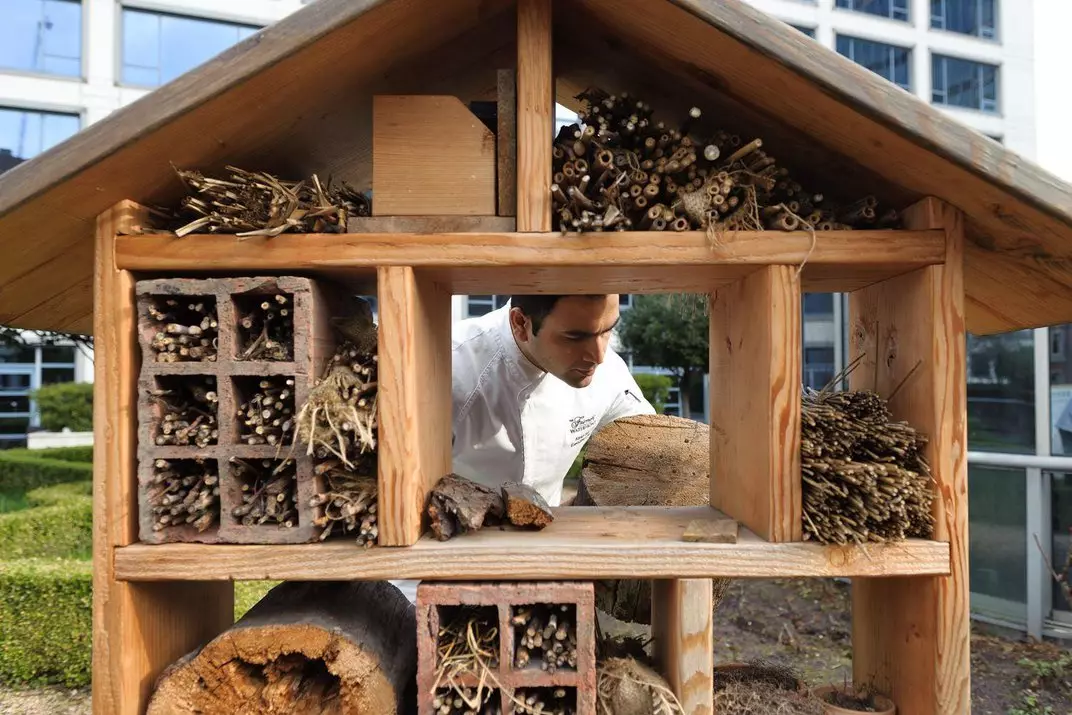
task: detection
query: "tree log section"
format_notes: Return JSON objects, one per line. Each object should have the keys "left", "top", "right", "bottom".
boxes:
{"left": 575, "top": 414, "right": 715, "bottom": 624}
{"left": 427, "top": 473, "right": 505, "bottom": 541}
{"left": 503, "top": 481, "right": 554, "bottom": 529}
{"left": 146, "top": 580, "right": 417, "bottom": 714}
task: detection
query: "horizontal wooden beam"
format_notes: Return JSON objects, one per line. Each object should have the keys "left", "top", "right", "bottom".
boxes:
{"left": 113, "top": 507, "right": 950, "bottom": 581}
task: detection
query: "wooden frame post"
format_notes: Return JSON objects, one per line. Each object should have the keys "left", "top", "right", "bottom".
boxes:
{"left": 849, "top": 197, "right": 970, "bottom": 714}
{"left": 652, "top": 579, "right": 714, "bottom": 715}
{"left": 92, "top": 201, "right": 233, "bottom": 714}
{"left": 709, "top": 265, "right": 803, "bottom": 542}
{"left": 377, "top": 266, "right": 453, "bottom": 546}
{"left": 516, "top": 0, "right": 552, "bottom": 232}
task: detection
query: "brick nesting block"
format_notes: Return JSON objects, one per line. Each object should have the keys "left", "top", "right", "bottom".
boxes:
{"left": 135, "top": 276, "right": 338, "bottom": 544}
{"left": 416, "top": 582, "right": 596, "bottom": 715}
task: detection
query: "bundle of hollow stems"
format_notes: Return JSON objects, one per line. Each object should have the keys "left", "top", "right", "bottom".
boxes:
{"left": 552, "top": 87, "right": 900, "bottom": 236}
{"left": 147, "top": 458, "right": 219, "bottom": 533}
{"left": 145, "top": 296, "right": 218, "bottom": 362}
{"left": 310, "top": 456, "right": 378, "bottom": 548}
{"left": 148, "top": 376, "right": 218, "bottom": 447}
{"left": 166, "top": 165, "right": 371, "bottom": 237}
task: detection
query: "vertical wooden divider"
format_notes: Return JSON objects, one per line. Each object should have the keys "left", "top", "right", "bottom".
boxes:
{"left": 709, "top": 265, "right": 803, "bottom": 542}
{"left": 93, "top": 201, "right": 233, "bottom": 715}
{"left": 516, "top": 0, "right": 552, "bottom": 232}
{"left": 377, "top": 266, "right": 453, "bottom": 546}
{"left": 849, "top": 197, "right": 970, "bottom": 714}
{"left": 652, "top": 579, "right": 714, "bottom": 715}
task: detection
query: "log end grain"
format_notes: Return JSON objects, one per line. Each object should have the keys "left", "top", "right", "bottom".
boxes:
{"left": 426, "top": 473, "right": 505, "bottom": 541}
{"left": 502, "top": 482, "right": 554, "bottom": 530}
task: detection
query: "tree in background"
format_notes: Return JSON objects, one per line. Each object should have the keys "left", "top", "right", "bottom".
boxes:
{"left": 617, "top": 295, "right": 708, "bottom": 419}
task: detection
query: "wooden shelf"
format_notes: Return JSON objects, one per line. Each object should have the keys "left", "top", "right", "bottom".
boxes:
{"left": 113, "top": 506, "right": 950, "bottom": 581}
{"left": 116, "top": 230, "right": 945, "bottom": 293}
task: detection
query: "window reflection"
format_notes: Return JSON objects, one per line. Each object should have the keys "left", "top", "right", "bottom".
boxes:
{"left": 1051, "top": 472, "right": 1072, "bottom": 615}
{"left": 0, "top": 107, "right": 80, "bottom": 172}
{"left": 121, "top": 8, "right": 259, "bottom": 87}
{"left": 0, "top": 0, "right": 81, "bottom": 77}
{"left": 967, "top": 331, "right": 1035, "bottom": 453}
{"left": 969, "top": 465, "right": 1027, "bottom": 619}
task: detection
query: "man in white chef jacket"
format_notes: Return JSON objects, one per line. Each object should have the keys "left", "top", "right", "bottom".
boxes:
{"left": 392, "top": 294, "right": 655, "bottom": 602}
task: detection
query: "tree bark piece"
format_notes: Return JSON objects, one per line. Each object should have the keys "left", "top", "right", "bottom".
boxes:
{"left": 503, "top": 482, "right": 554, "bottom": 529}
{"left": 146, "top": 580, "right": 416, "bottom": 714}
{"left": 427, "top": 473, "right": 505, "bottom": 541}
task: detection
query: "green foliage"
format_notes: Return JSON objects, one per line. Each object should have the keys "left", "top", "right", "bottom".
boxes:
{"left": 0, "top": 453, "right": 92, "bottom": 492}
{"left": 30, "top": 382, "right": 94, "bottom": 433}
{"left": 235, "top": 581, "right": 280, "bottom": 621}
{"left": 1008, "top": 689, "right": 1055, "bottom": 715}
{"left": 0, "top": 558, "right": 92, "bottom": 687}
{"left": 0, "top": 490, "right": 29, "bottom": 514}
{"left": 633, "top": 373, "right": 673, "bottom": 414}
{"left": 1018, "top": 653, "right": 1072, "bottom": 690}
{"left": 0, "top": 491, "right": 92, "bottom": 559}
{"left": 25, "top": 481, "right": 92, "bottom": 508}
{"left": 5, "top": 446, "right": 93, "bottom": 464}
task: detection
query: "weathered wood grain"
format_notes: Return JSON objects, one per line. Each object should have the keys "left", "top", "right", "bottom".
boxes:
{"left": 516, "top": 0, "right": 552, "bottom": 231}
{"left": 849, "top": 198, "right": 970, "bottom": 715}
{"left": 710, "top": 265, "right": 802, "bottom": 542}
{"left": 497, "top": 68, "right": 517, "bottom": 217}
{"left": 652, "top": 579, "right": 714, "bottom": 715}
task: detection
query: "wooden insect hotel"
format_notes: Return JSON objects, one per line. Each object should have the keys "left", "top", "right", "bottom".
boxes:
{"left": 1, "top": 0, "right": 1072, "bottom": 713}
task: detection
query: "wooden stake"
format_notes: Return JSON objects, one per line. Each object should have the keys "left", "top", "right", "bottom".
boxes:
{"left": 652, "top": 579, "right": 714, "bottom": 715}
{"left": 516, "top": 0, "right": 552, "bottom": 232}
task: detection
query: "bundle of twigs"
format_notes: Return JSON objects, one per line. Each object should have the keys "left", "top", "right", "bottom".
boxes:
{"left": 432, "top": 608, "right": 501, "bottom": 711}
{"left": 801, "top": 383, "right": 935, "bottom": 545}
{"left": 147, "top": 458, "right": 219, "bottom": 533}
{"left": 552, "top": 87, "right": 900, "bottom": 235}
{"left": 310, "top": 456, "right": 378, "bottom": 548}
{"left": 148, "top": 376, "right": 218, "bottom": 447}
{"left": 514, "top": 688, "right": 575, "bottom": 715}
{"left": 512, "top": 605, "right": 578, "bottom": 673}
{"left": 230, "top": 457, "right": 299, "bottom": 528}
{"left": 433, "top": 687, "right": 503, "bottom": 715}
{"left": 167, "top": 165, "right": 371, "bottom": 237}
{"left": 146, "top": 296, "right": 218, "bottom": 362}
{"left": 237, "top": 292, "right": 293, "bottom": 361}
{"left": 236, "top": 376, "right": 295, "bottom": 447}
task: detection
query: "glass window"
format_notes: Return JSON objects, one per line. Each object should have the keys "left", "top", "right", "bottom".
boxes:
{"left": 803, "top": 347, "right": 835, "bottom": 389}
{"left": 0, "top": 396, "right": 30, "bottom": 415}
{"left": 836, "top": 0, "right": 909, "bottom": 21}
{"left": 1051, "top": 472, "right": 1072, "bottom": 614}
{"left": 791, "top": 25, "right": 817, "bottom": 38}
{"left": 0, "top": 373, "right": 31, "bottom": 391}
{"left": 40, "top": 345, "right": 75, "bottom": 363}
{"left": 967, "top": 331, "right": 1034, "bottom": 453}
{"left": 969, "top": 465, "right": 1027, "bottom": 619}
{"left": 836, "top": 35, "right": 911, "bottom": 90}
{"left": 932, "top": 54, "right": 999, "bottom": 113}
{"left": 0, "top": 344, "right": 38, "bottom": 364}
{"left": 465, "top": 295, "right": 510, "bottom": 318}
{"left": 0, "top": 107, "right": 80, "bottom": 173}
{"left": 803, "top": 293, "right": 834, "bottom": 315}
{"left": 42, "top": 367, "right": 75, "bottom": 385}
{"left": 121, "top": 8, "right": 259, "bottom": 87}
{"left": 0, "top": 0, "right": 81, "bottom": 77}
{"left": 931, "top": 0, "right": 997, "bottom": 38}
{"left": 0, "top": 416, "right": 31, "bottom": 434}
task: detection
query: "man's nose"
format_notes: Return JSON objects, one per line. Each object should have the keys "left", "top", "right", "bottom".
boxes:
{"left": 584, "top": 334, "right": 609, "bottom": 364}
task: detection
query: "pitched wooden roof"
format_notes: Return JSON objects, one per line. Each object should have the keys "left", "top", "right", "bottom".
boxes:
{"left": 1, "top": 0, "right": 1070, "bottom": 336}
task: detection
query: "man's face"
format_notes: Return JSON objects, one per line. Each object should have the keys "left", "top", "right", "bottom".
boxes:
{"left": 510, "top": 296, "right": 620, "bottom": 388}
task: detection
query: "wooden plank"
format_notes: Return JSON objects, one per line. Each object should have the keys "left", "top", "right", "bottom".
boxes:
{"left": 112, "top": 506, "right": 951, "bottom": 581}
{"left": 652, "top": 579, "right": 714, "bottom": 715}
{"left": 348, "top": 215, "right": 515, "bottom": 232}
{"left": 682, "top": 518, "right": 737, "bottom": 543}
{"left": 92, "top": 201, "right": 232, "bottom": 715}
{"left": 849, "top": 198, "right": 970, "bottom": 715}
{"left": 376, "top": 266, "right": 452, "bottom": 546}
{"left": 516, "top": 0, "right": 552, "bottom": 231}
{"left": 709, "top": 265, "right": 802, "bottom": 543}
{"left": 497, "top": 68, "right": 517, "bottom": 217}
{"left": 372, "top": 95, "right": 496, "bottom": 216}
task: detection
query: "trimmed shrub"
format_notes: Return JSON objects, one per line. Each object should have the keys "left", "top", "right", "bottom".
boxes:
{"left": 30, "top": 382, "right": 93, "bottom": 433}
{"left": 26, "top": 481, "right": 92, "bottom": 508}
{"left": 633, "top": 372, "right": 673, "bottom": 414}
{"left": 0, "top": 453, "right": 92, "bottom": 491}
{"left": 235, "top": 581, "right": 280, "bottom": 620}
{"left": 6, "top": 446, "right": 93, "bottom": 464}
{"left": 0, "top": 558, "right": 92, "bottom": 687}
{"left": 0, "top": 495, "right": 92, "bottom": 559}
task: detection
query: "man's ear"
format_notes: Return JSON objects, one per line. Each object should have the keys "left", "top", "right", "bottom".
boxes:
{"left": 509, "top": 307, "right": 531, "bottom": 344}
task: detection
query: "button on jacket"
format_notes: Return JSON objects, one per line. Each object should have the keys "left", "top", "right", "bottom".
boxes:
{"left": 451, "top": 302, "right": 656, "bottom": 507}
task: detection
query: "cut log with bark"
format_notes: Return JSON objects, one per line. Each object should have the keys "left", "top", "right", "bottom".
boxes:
{"left": 575, "top": 414, "right": 728, "bottom": 625}
{"left": 426, "top": 473, "right": 505, "bottom": 541}
{"left": 502, "top": 482, "right": 554, "bottom": 529}
{"left": 146, "top": 580, "right": 416, "bottom": 714}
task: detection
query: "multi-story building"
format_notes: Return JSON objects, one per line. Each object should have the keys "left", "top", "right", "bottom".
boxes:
{"left": 1, "top": 0, "right": 1067, "bottom": 639}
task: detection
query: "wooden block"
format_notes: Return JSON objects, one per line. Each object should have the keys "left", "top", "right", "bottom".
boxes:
{"left": 849, "top": 197, "right": 970, "bottom": 715}
{"left": 377, "top": 266, "right": 452, "bottom": 545}
{"left": 709, "top": 265, "right": 802, "bottom": 542}
{"left": 372, "top": 95, "right": 496, "bottom": 216}
{"left": 516, "top": 0, "right": 552, "bottom": 231}
{"left": 652, "top": 579, "right": 714, "bottom": 715}
{"left": 92, "top": 201, "right": 233, "bottom": 715}
{"left": 497, "top": 68, "right": 517, "bottom": 217}
{"left": 682, "top": 518, "right": 737, "bottom": 543}
{"left": 347, "top": 215, "right": 515, "bottom": 233}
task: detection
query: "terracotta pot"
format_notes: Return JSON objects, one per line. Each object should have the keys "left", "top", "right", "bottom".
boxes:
{"left": 812, "top": 685, "right": 896, "bottom": 715}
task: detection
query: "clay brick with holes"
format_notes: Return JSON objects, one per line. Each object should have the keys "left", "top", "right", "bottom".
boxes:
{"left": 135, "top": 276, "right": 339, "bottom": 544}
{"left": 416, "top": 581, "right": 596, "bottom": 715}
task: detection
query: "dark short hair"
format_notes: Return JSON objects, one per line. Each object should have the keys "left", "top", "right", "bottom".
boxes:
{"left": 510, "top": 295, "right": 606, "bottom": 334}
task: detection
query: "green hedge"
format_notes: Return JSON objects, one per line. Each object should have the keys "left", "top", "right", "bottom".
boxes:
{"left": 25, "top": 481, "right": 92, "bottom": 508}
{"left": 30, "top": 382, "right": 93, "bottom": 433}
{"left": 5, "top": 446, "right": 93, "bottom": 464}
{"left": 0, "top": 493, "right": 92, "bottom": 560}
{"left": 0, "top": 558, "right": 92, "bottom": 687}
{"left": 0, "top": 453, "right": 92, "bottom": 492}
{"left": 633, "top": 372, "right": 673, "bottom": 414}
